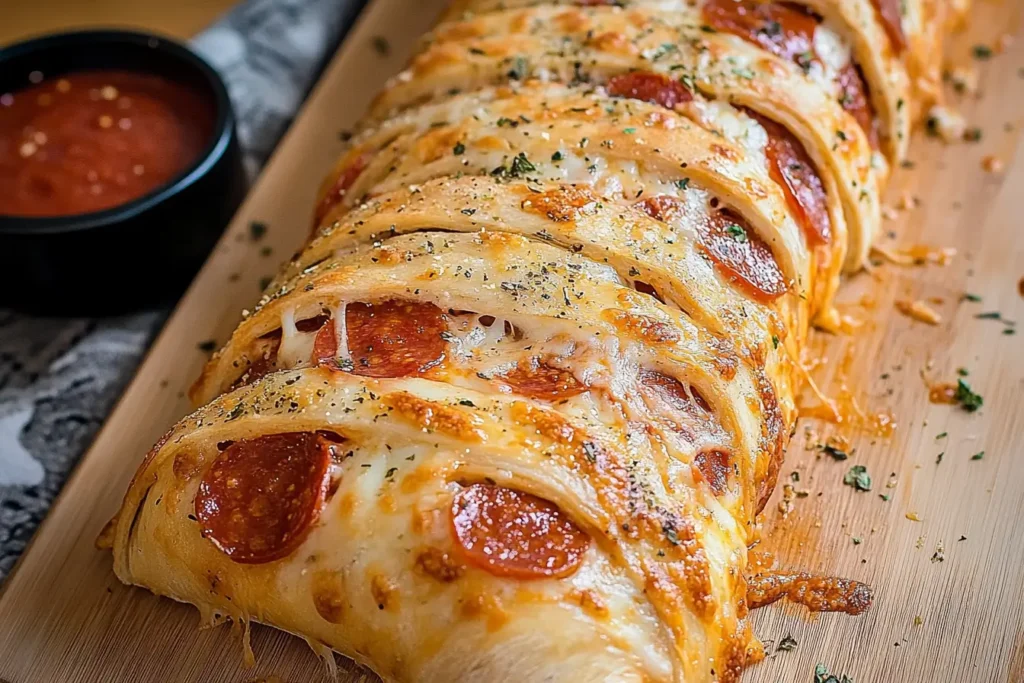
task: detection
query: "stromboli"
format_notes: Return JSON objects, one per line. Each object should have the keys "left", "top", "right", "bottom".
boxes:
{"left": 107, "top": 0, "right": 965, "bottom": 680}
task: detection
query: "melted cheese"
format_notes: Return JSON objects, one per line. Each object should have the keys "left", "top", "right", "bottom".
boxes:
{"left": 333, "top": 301, "right": 351, "bottom": 365}
{"left": 278, "top": 307, "right": 318, "bottom": 369}
{"left": 813, "top": 19, "right": 855, "bottom": 76}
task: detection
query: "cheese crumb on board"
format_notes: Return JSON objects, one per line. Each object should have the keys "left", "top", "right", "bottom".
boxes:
{"left": 982, "top": 156, "right": 1004, "bottom": 173}
{"left": 895, "top": 300, "right": 943, "bottom": 325}
{"left": 926, "top": 105, "right": 967, "bottom": 142}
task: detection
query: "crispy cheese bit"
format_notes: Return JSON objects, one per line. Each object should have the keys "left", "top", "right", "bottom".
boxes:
{"left": 981, "top": 156, "right": 1004, "bottom": 174}
{"left": 948, "top": 66, "right": 979, "bottom": 95}
{"left": 871, "top": 244, "right": 956, "bottom": 266}
{"left": 450, "top": 483, "right": 590, "bottom": 579}
{"left": 746, "top": 571, "right": 873, "bottom": 614}
{"left": 195, "top": 433, "right": 332, "bottom": 564}
{"left": 926, "top": 105, "right": 967, "bottom": 143}
{"left": 895, "top": 299, "right": 942, "bottom": 325}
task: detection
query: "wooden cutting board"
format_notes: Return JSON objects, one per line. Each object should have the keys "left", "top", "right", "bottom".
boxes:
{"left": 0, "top": 0, "right": 237, "bottom": 45}
{"left": 0, "top": 0, "right": 1021, "bottom": 680}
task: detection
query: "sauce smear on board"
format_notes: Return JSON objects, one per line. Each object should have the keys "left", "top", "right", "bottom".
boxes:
{"left": 0, "top": 69, "right": 213, "bottom": 217}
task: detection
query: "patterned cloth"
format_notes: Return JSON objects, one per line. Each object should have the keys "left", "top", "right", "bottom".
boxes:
{"left": 0, "top": 0, "right": 363, "bottom": 582}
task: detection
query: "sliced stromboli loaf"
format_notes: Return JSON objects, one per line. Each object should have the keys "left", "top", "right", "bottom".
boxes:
{"left": 108, "top": 0, "right": 968, "bottom": 680}
{"left": 198, "top": 196, "right": 798, "bottom": 420}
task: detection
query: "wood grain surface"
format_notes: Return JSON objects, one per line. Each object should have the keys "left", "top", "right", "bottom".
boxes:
{"left": 0, "top": 0, "right": 1021, "bottom": 680}
{"left": 0, "top": 0, "right": 237, "bottom": 45}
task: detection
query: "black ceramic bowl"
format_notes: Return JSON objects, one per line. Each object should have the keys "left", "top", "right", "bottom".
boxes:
{"left": 0, "top": 30, "right": 247, "bottom": 315}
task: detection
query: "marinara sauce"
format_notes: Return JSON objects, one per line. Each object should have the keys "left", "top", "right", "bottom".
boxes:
{"left": 0, "top": 70, "right": 214, "bottom": 217}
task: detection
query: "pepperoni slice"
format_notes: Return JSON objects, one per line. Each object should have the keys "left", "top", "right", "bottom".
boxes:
{"left": 638, "top": 369, "right": 734, "bottom": 447}
{"left": 699, "top": 209, "right": 789, "bottom": 302}
{"left": 837, "top": 63, "right": 879, "bottom": 149}
{"left": 309, "top": 300, "right": 449, "bottom": 376}
{"left": 702, "top": 0, "right": 819, "bottom": 65}
{"left": 606, "top": 71, "right": 693, "bottom": 110}
{"left": 639, "top": 368, "right": 711, "bottom": 416}
{"left": 744, "top": 110, "right": 831, "bottom": 246}
{"left": 870, "top": 0, "right": 906, "bottom": 52}
{"left": 235, "top": 302, "right": 446, "bottom": 387}
{"left": 313, "top": 151, "right": 370, "bottom": 227}
{"left": 195, "top": 433, "right": 332, "bottom": 564}
{"left": 344, "top": 300, "right": 448, "bottom": 378}
{"left": 495, "top": 358, "right": 587, "bottom": 401}
{"left": 694, "top": 449, "right": 732, "bottom": 496}
{"left": 312, "top": 319, "right": 339, "bottom": 367}
{"left": 635, "top": 195, "right": 787, "bottom": 301}
{"left": 450, "top": 483, "right": 590, "bottom": 579}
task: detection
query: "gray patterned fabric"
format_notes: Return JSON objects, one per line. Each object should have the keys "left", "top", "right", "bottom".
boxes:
{"left": 0, "top": 0, "right": 363, "bottom": 582}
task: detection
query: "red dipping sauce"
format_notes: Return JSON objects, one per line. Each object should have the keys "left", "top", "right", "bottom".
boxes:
{"left": 0, "top": 69, "right": 214, "bottom": 217}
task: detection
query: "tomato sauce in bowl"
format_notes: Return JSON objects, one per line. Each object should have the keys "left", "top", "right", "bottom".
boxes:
{"left": 0, "top": 30, "right": 244, "bottom": 314}
{"left": 0, "top": 70, "right": 214, "bottom": 218}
